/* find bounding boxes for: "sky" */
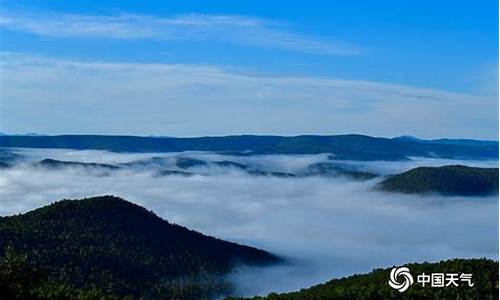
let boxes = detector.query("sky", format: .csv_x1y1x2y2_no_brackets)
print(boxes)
0,0,498,139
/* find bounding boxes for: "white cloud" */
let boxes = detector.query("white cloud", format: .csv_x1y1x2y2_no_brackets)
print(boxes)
0,12,359,55
0,149,497,296
0,53,497,139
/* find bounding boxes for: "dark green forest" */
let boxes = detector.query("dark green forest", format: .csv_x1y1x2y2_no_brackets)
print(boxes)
231,258,498,300
0,196,281,299
0,195,497,299
378,165,499,196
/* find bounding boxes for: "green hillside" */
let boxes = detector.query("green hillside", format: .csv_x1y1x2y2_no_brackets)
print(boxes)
378,165,499,196
231,258,498,300
0,196,281,299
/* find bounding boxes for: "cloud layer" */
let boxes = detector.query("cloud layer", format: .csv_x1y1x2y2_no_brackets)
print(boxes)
0,149,497,296
0,12,358,55
1,53,497,139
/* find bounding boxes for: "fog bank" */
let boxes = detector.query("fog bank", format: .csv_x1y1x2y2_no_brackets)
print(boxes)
0,149,497,296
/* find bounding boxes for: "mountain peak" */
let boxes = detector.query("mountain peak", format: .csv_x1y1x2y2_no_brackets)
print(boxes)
393,135,421,141
0,196,282,297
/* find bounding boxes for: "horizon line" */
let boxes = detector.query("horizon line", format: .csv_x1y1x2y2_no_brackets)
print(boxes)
0,132,498,142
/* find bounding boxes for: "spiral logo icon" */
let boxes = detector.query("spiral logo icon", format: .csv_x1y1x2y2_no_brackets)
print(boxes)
388,267,414,292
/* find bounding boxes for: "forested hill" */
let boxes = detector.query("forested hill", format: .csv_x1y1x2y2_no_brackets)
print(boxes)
0,134,497,160
231,258,498,300
378,165,499,196
0,196,281,299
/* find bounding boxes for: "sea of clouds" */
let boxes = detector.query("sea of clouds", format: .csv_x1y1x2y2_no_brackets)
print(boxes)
0,148,498,297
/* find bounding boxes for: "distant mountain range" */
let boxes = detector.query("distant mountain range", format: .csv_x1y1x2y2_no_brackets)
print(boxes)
378,165,499,196
394,135,499,146
0,196,281,299
4,156,381,180
0,134,497,160
3,156,499,195
34,158,121,171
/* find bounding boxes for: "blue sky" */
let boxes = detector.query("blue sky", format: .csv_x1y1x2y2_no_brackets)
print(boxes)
0,0,498,138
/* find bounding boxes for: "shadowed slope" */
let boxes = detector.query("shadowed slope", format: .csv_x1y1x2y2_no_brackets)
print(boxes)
0,196,281,298
378,165,498,196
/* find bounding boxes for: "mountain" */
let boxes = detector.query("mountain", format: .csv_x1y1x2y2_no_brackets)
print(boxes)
429,139,498,147
393,135,422,142
19,157,378,180
378,165,499,196
0,134,497,161
230,258,498,300
304,162,378,180
34,158,120,170
157,169,193,177
118,156,171,169
213,161,249,170
176,157,209,168
0,149,23,163
0,162,11,169
0,196,281,299
394,136,499,147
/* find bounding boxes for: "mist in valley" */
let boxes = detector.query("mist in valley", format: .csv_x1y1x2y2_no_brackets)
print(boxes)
0,148,497,296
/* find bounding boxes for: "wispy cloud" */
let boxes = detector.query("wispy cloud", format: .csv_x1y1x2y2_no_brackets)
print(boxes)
0,12,359,55
0,53,497,139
